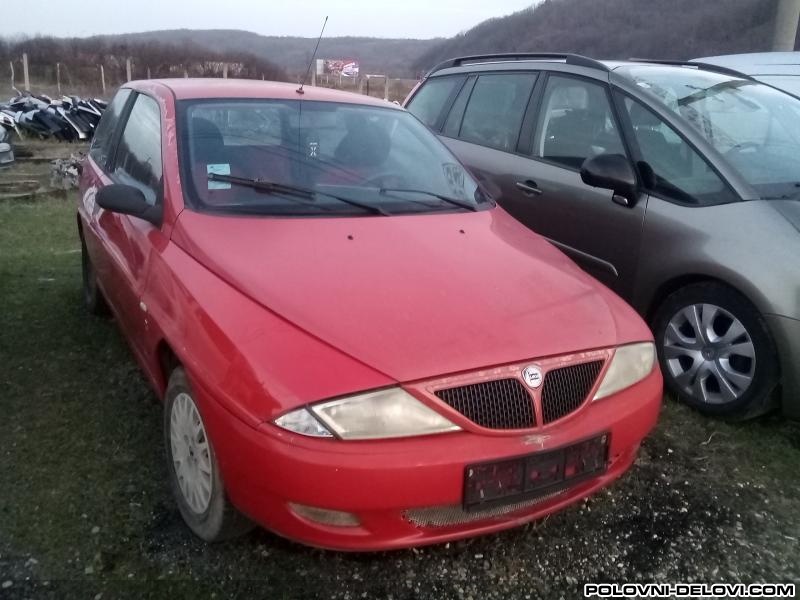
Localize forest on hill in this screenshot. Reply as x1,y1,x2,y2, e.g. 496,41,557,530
90,30,440,78
414,0,794,73
0,36,287,92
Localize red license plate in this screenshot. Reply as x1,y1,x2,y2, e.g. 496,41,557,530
463,434,609,511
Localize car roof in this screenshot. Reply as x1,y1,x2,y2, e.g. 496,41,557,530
128,78,400,109
693,52,800,76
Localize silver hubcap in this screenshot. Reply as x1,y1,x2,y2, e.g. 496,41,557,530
663,303,756,405
170,392,213,514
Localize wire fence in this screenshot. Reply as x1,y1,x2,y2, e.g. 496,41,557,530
1,54,418,103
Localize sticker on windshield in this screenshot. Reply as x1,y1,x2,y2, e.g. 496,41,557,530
207,164,231,189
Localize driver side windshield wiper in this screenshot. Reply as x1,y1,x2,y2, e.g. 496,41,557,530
207,173,390,216
378,187,479,212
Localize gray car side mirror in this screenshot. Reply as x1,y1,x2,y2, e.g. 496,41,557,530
580,153,638,208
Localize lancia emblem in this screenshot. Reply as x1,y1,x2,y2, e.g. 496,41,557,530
522,365,543,389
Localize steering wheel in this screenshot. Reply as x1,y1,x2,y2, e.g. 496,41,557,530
725,142,760,156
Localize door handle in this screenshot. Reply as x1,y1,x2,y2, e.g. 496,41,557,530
516,180,543,196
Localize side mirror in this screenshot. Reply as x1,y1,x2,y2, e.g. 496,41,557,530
580,153,638,208
96,184,162,226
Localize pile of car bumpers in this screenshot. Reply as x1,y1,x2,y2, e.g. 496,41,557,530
0,92,107,143
0,126,13,165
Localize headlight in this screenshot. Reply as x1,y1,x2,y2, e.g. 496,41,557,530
274,408,333,438
593,342,655,401
275,387,461,440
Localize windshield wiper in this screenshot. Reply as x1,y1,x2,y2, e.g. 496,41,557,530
378,187,479,212
207,173,390,216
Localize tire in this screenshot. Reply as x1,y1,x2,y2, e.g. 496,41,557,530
652,282,779,419
163,367,254,542
81,240,109,316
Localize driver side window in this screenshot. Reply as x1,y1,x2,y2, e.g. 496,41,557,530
533,75,626,170
622,96,738,206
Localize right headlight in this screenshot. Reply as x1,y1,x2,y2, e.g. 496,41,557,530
593,342,655,401
274,387,461,440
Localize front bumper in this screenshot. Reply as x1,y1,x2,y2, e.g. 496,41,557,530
765,314,800,418
193,368,662,551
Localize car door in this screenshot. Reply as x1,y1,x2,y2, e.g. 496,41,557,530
442,71,647,299
82,92,164,347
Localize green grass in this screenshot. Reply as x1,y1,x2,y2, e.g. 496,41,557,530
1,197,799,599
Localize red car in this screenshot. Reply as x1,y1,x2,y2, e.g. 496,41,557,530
77,79,662,551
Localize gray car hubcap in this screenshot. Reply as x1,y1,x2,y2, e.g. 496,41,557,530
663,303,756,405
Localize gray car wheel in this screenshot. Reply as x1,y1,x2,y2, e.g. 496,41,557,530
653,282,779,418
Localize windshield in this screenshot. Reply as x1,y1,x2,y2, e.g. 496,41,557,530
616,65,800,198
178,99,487,216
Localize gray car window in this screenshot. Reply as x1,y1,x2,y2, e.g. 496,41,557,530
533,75,626,170
623,97,737,206
406,76,462,129
459,73,536,152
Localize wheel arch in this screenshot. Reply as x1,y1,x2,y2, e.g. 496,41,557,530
643,272,776,327
155,339,182,398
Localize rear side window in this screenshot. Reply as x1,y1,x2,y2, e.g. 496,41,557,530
406,76,462,129
623,96,738,206
111,94,163,205
533,75,626,169
88,88,132,168
459,73,537,152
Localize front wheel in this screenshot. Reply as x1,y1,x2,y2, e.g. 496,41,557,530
652,282,779,419
164,368,253,542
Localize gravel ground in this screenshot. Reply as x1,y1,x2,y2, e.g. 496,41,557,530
1,184,799,599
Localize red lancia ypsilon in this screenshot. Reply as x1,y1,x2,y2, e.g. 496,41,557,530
77,79,662,551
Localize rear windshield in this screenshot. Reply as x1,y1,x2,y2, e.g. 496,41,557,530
177,99,487,216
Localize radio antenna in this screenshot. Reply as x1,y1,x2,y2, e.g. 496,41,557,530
297,16,328,94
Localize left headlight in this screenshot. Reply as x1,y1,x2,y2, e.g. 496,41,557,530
593,342,655,401
275,387,461,440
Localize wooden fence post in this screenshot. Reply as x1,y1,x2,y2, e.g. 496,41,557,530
126,57,132,82
100,65,106,95
222,63,228,79
9,61,14,92
22,53,30,90
56,63,61,95
147,66,151,79
384,76,389,101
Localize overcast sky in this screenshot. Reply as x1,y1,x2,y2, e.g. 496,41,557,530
0,0,536,39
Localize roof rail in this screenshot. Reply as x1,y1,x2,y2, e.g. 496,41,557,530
627,58,754,80
426,53,609,77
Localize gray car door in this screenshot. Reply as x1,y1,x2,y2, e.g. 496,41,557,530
442,71,647,299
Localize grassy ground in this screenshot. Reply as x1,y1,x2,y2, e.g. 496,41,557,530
1,194,799,599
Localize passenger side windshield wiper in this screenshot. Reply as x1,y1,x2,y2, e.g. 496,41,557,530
378,187,479,212
207,173,390,216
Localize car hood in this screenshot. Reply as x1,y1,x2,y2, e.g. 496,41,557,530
172,207,648,382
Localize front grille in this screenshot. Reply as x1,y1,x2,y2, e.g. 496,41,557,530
403,490,566,528
435,378,535,429
541,360,604,424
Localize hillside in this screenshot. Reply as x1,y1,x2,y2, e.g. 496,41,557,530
414,0,792,73
94,30,441,78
